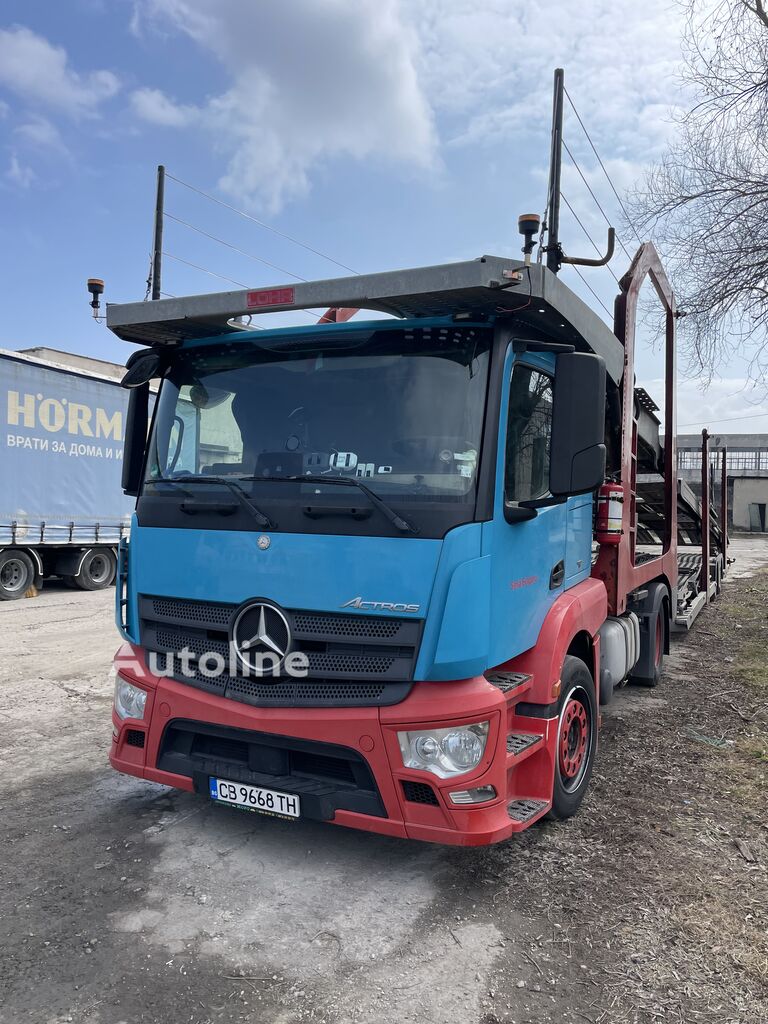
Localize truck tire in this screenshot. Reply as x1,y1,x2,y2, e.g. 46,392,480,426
548,655,598,820
0,550,35,601
74,549,116,591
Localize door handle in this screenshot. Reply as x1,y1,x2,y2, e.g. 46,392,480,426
549,560,565,589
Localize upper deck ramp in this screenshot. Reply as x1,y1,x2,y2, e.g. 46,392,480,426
106,256,625,383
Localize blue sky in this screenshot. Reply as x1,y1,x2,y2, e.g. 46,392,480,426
1,0,767,433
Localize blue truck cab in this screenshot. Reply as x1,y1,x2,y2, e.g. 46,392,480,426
107,256,629,845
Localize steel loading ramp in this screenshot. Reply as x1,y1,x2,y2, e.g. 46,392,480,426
636,475,723,548
636,474,724,630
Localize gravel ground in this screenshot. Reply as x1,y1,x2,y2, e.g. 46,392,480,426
0,537,766,1024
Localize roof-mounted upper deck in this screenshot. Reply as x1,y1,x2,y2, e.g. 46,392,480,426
106,255,625,383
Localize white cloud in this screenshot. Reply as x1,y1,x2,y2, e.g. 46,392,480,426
0,25,119,117
14,115,68,154
132,0,437,211
129,0,688,220
405,0,685,156
6,153,35,188
130,87,195,127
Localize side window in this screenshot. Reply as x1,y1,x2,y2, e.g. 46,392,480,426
504,365,553,503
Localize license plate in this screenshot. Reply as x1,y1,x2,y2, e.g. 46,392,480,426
209,778,300,819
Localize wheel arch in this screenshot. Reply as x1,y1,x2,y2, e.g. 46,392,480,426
496,577,607,706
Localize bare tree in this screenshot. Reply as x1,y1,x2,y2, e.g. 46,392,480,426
629,1,768,385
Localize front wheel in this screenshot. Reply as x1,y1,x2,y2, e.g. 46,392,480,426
549,655,598,820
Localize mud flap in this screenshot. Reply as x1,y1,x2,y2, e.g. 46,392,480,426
628,581,669,684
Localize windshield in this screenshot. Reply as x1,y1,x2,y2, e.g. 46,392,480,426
145,324,492,518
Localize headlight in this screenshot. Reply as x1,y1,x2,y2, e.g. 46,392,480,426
397,721,490,778
114,677,147,720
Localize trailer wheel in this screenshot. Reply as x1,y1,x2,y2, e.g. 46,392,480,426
548,656,598,820
74,549,116,591
0,550,35,601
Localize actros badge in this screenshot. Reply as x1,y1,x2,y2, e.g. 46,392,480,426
341,596,420,614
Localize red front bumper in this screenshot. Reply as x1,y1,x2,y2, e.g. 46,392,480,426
110,644,557,846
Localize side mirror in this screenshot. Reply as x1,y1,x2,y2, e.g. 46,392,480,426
549,352,606,497
122,382,149,496
121,349,163,388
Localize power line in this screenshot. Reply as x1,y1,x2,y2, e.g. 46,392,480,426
165,212,309,283
160,252,329,327
566,263,614,321
560,192,621,285
679,411,768,428
163,251,249,289
563,86,644,245
163,208,329,317
562,139,633,261
166,172,359,275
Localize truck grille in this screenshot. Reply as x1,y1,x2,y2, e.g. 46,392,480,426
138,594,421,708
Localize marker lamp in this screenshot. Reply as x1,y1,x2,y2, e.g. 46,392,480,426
114,677,147,720
449,785,497,805
397,721,490,778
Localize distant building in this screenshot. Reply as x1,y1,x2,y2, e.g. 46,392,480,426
678,433,768,532
18,347,124,381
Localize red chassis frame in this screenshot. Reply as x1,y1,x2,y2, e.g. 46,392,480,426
593,243,678,615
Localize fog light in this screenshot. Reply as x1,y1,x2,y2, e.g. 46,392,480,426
449,785,497,805
114,677,147,720
397,721,489,779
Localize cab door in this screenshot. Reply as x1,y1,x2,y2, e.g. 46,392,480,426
483,347,568,668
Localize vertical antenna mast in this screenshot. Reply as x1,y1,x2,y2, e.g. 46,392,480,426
151,164,165,301
545,69,565,274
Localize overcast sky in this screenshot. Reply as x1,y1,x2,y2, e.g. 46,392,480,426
1,0,766,433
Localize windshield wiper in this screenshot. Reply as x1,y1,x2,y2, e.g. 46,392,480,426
255,475,418,535
150,475,275,529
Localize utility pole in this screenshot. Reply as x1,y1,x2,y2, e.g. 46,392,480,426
545,69,565,275
151,164,165,301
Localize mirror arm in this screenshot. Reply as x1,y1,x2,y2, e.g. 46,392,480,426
519,495,567,510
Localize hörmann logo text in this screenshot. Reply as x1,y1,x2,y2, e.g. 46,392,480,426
7,391,123,440
341,597,420,613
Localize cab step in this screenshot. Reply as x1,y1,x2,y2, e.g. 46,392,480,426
507,798,549,824
485,671,532,696
506,732,543,758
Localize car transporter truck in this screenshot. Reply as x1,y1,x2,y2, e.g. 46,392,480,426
100,76,727,846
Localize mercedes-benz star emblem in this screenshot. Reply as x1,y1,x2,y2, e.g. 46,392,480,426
232,601,291,675
257,535,271,550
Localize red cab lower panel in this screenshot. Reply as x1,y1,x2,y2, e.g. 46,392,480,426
110,643,560,846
